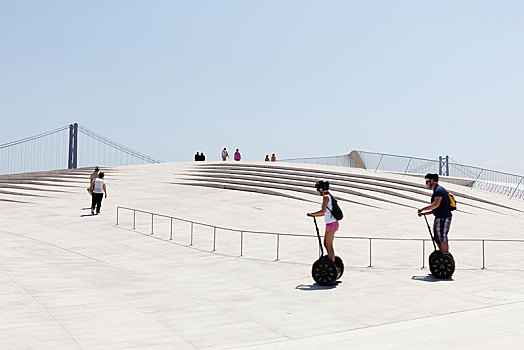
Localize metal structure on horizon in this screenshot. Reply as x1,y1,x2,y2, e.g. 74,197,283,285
281,151,524,200
0,123,161,175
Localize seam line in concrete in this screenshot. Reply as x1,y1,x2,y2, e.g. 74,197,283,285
0,229,110,264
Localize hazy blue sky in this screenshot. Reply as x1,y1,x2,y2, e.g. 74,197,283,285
1,1,523,173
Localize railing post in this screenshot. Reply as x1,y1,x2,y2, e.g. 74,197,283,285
240,231,243,256
368,238,372,267
471,169,484,190
276,234,280,261
150,213,154,235
133,210,136,230
510,177,524,199
482,240,486,269
212,227,216,251
169,218,173,240
422,239,425,269
116,206,119,225
374,155,384,173
190,222,193,246
403,157,413,176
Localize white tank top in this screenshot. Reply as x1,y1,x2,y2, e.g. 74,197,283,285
322,195,337,224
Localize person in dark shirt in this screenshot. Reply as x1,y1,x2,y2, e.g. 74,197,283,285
417,173,452,254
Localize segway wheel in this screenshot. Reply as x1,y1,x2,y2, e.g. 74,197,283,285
429,251,455,279
312,257,338,286
429,250,438,262
334,256,344,279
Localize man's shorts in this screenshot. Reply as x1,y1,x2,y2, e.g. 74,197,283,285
433,217,452,244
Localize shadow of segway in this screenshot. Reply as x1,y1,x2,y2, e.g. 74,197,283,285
296,281,341,291
412,274,454,282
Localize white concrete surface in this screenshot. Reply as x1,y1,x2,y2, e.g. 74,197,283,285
1,161,524,349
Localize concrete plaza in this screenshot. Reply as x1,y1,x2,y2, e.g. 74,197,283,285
1,162,524,349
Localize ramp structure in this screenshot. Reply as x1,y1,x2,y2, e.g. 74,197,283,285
1,161,524,349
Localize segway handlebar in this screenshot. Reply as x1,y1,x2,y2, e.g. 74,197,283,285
311,216,324,257
423,214,437,251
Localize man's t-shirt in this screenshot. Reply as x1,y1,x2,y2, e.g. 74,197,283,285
431,184,452,218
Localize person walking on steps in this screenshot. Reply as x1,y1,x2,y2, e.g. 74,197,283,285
307,180,339,262
221,148,229,161
91,172,107,215
418,173,452,254
88,166,100,194
234,149,241,161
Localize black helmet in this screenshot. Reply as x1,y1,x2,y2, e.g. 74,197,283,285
425,173,439,182
315,180,329,191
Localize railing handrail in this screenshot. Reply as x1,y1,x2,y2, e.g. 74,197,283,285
116,206,524,243
282,150,524,179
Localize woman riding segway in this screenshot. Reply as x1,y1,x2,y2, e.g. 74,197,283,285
307,180,344,286
307,180,339,262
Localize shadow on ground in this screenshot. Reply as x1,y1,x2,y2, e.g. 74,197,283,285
296,281,341,291
412,274,454,282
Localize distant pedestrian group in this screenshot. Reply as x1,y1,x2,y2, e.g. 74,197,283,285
265,153,277,162
219,147,241,161
192,148,276,162
194,152,206,161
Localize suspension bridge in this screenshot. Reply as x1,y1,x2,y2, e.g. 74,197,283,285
0,123,161,175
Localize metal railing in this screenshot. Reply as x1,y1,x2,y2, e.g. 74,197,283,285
281,150,524,200
279,154,354,167
116,206,524,269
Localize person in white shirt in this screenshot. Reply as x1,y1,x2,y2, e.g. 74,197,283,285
91,172,107,215
221,148,229,161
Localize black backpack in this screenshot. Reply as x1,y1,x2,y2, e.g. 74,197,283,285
328,194,343,221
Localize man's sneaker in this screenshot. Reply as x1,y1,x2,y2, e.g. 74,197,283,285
91,210,95,215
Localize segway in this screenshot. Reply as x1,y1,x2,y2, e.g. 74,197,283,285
311,217,344,286
423,215,455,279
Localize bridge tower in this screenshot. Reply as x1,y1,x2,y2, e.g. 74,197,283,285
439,155,449,176
68,123,78,169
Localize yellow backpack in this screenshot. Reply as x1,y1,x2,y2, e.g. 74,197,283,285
448,192,456,211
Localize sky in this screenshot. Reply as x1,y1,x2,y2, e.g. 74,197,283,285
1,0,523,174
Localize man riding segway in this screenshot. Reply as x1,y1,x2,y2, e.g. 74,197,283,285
418,173,453,254
418,173,456,279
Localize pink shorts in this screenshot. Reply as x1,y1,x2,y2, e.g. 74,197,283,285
326,221,339,232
